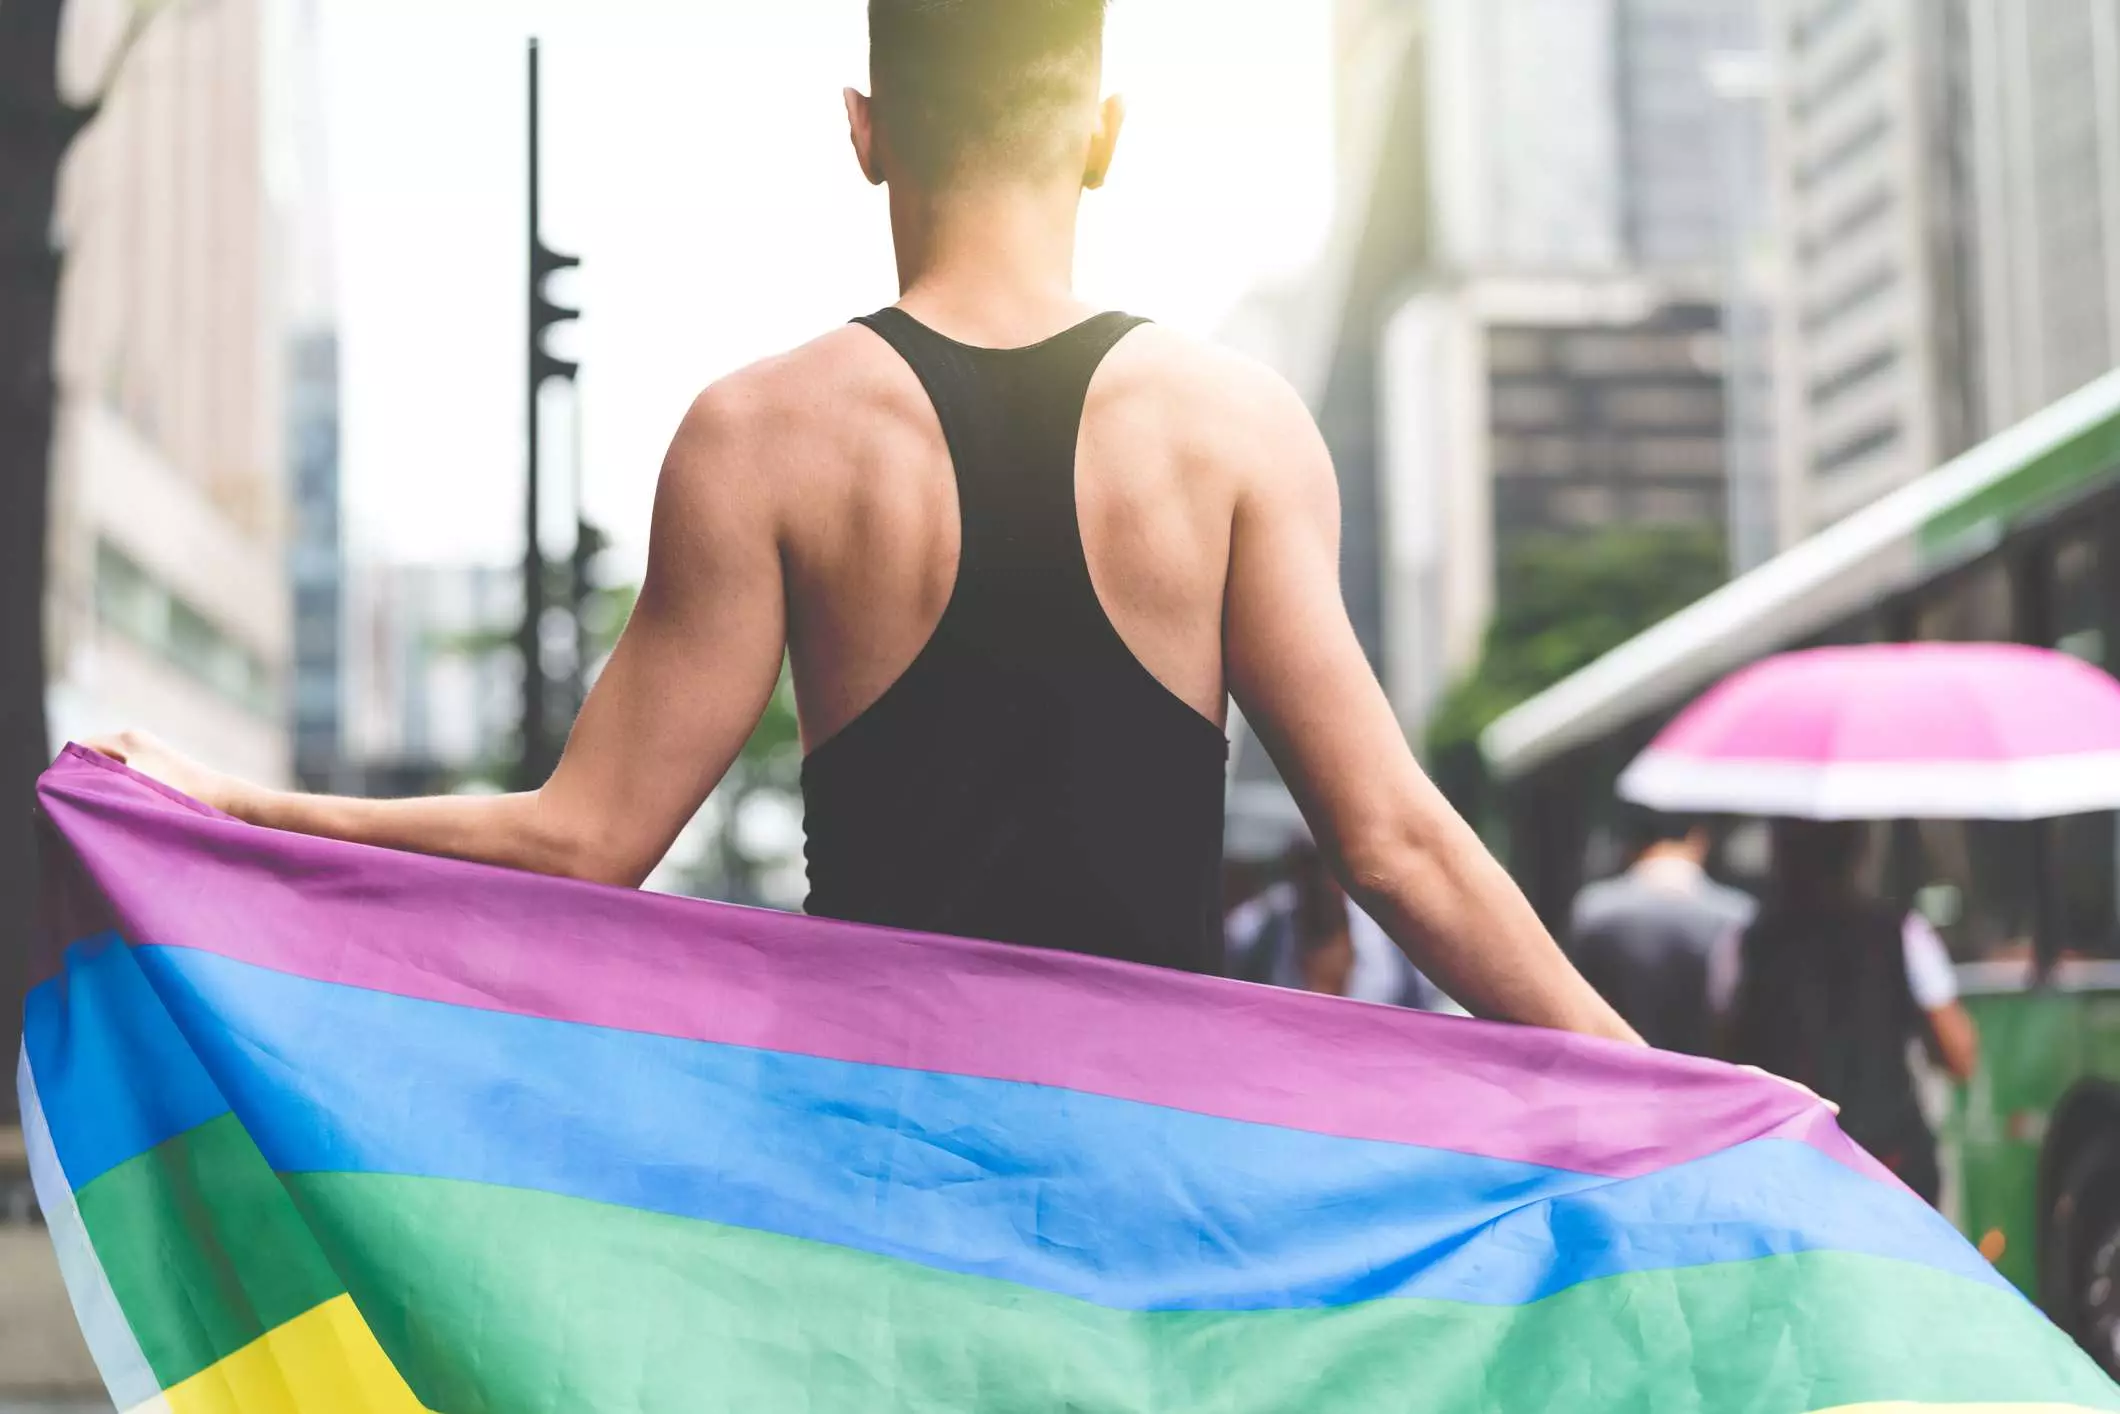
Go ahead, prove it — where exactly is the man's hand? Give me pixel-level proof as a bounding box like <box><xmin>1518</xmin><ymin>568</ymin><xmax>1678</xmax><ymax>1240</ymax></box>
<box><xmin>83</xmin><ymin>731</ymin><xmax>249</xmax><ymax>815</ymax></box>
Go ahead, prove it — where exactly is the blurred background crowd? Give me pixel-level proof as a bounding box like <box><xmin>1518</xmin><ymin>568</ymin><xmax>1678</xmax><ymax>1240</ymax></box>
<box><xmin>9</xmin><ymin>0</ymin><xmax>2120</xmax><ymax>1402</ymax></box>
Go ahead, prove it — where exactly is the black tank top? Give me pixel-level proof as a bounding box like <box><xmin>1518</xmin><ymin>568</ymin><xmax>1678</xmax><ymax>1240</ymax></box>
<box><xmin>800</xmin><ymin>308</ymin><xmax>1230</xmax><ymax>973</ymax></box>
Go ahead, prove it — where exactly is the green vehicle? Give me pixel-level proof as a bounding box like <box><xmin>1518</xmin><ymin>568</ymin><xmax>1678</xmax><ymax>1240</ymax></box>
<box><xmin>1482</xmin><ymin>366</ymin><xmax>2120</xmax><ymax>1374</ymax></box>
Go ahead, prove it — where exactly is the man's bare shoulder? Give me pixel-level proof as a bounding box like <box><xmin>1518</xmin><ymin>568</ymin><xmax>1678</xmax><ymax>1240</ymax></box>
<box><xmin>669</xmin><ymin>324</ymin><xmax>915</xmax><ymax>466</ymax></box>
<box><xmin>1099</xmin><ymin>323</ymin><xmax>1326</xmax><ymax>479</ymax></box>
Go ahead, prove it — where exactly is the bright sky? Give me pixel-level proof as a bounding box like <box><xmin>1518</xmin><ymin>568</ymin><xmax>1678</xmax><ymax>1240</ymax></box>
<box><xmin>318</xmin><ymin>1</ymin><xmax>1337</xmax><ymax>567</ymax></box>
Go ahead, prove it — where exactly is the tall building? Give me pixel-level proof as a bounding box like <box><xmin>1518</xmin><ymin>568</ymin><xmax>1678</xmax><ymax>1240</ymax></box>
<box><xmin>1618</xmin><ymin>0</ymin><xmax>1773</xmax><ymax>276</ymax></box>
<box><xmin>1224</xmin><ymin>0</ymin><xmax>1767</xmax><ymax>842</ymax></box>
<box><xmin>45</xmin><ymin>0</ymin><xmax>299</xmax><ymax>785</ymax></box>
<box><xmin>1424</xmin><ymin>0</ymin><xmax>1626</xmax><ymax>274</ymax></box>
<box><xmin>290</xmin><ymin>329</ymin><xmax>344</xmax><ymax>787</ymax></box>
<box><xmin>1766</xmin><ymin>0</ymin><xmax>2120</xmax><ymax>545</ymax></box>
<box><xmin>1425</xmin><ymin>0</ymin><xmax>1765</xmax><ymax>283</ymax></box>
<box><xmin>1961</xmin><ymin>0</ymin><xmax>2120</xmax><ymax>435</ymax></box>
<box><xmin>1367</xmin><ymin>0</ymin><xmax>1762</xmax><ymax>723</ymax></box>
<box><xmin>1378</xmin><ymin>279</ymin><xmax>1728</xmax><ymax>724</ymax></box>
<box><xmin>286</xmin><ymin>0</ymin><xmax>347</xmax><ymax>791</ymax></box>
<box><xmin>342</xmin><ymin>563</ymin><xmax>522</xmax><ymax>795</ymax></box>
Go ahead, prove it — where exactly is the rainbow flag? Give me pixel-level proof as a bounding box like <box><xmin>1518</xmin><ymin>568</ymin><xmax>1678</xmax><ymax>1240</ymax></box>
<box><xmin>22</xmin><ymin>746</ymin><xmax>2120</xmax><ymax>1413</ymax></box>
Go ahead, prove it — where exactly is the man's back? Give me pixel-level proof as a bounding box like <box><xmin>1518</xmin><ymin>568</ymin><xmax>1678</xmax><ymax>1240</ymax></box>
<box><xmin>741</xmin><ymin>304</ymin><xmax>1249</xmax><ymax>966</ymax></box>
<box><xmin>721</xmin><ymin>303</ymin><xmax>1265</xmax><ymax>752</ymax></box>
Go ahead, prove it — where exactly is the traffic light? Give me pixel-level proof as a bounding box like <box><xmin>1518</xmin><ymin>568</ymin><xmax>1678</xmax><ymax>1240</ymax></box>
<box><xmin>518</xmin><ymin>38</ymin><xmax>582</xmax><ymax>789</ymax></box>
<box><xmin>530</xmin><ymin>238</ymin><xmax>580</xmax><ymax>387</ymax></box>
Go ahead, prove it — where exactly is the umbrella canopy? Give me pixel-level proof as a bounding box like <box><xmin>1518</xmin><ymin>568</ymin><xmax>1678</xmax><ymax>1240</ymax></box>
<box><xmin>1617</xmin><ymin>642</ymin><xmax>2120</xmax><ymax>820</ymax></box>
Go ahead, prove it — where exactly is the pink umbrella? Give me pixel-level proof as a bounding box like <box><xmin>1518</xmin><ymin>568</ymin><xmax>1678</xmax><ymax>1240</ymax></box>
<box><xmin>1617</xmin><ymin>642</ymin><xmax>2120</xmax><ymax>820</ymax></box>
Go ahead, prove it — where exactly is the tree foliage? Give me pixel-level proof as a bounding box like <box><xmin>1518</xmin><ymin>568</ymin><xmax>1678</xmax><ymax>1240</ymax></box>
<box><xmin>1425</xmin><ymin>525</ymin><xmax>1728</xmax><ymax>823</ymax></box>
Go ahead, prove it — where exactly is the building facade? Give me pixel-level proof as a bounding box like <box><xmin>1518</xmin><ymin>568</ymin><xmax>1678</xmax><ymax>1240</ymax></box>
<box><xmin>286</xmin><ymin>0</ymin><xmax>347</xmax><ymax>791</ymax></box>
<box><xmin>1766</xmin><ymin>0</ymin><xmax>2120</xmax><ymax>544</ymax></box>
<box><xmin>1378</xmin><ymin>279</ymin><xmax>1728</xmax><ymax>724</ymax></box>
<box><xmin>1234</xmin><ymin>0</ymin><xmax>1772</xmax><ymax>840</ymax></box>
<box><xmin>289</xmin><ymin>329</ymin><xmax>344</xmax><ymax>788</ymax></box>
<box><xmin>341</xmin><ymin>563</ymin><xmax>522</xmax><ymax>795</ymax></box>
<box><xmin>1363</xmin><ymin>0</ymin><xmax>1760</xmax><ymax>727</ymax></box>
<box><xmin>45</xmin><ymin>0</ymin><xmax>301</xmax><ymax>785</ymax></box>
<box><xmin>1961</xmin><ymin>0</ymin><xmax>2120</xmax><ymax>435</ymax></box>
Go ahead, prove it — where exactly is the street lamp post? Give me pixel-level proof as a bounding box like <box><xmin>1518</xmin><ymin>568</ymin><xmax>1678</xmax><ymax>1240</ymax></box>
<box><xmin>518</xmin><ymin>38</ymin><xmax>581</xmax><ymax>789</ymax></box>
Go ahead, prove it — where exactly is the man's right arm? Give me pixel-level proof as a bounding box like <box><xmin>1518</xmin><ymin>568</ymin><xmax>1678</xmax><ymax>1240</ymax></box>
<box><xmin>1220</xmin><ymin>369</ymin><xmax>1641</xmax><ymax>1045</ymax></box>
<box><xmin>90</xmin><ymin>377</ymin><xmax>791</xmax><ymax>889</ymax></box>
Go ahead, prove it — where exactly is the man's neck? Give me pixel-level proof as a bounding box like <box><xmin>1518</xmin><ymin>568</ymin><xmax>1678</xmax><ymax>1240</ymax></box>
<box><xmin>888</xmin><ymin>176</ymin><xmax>1093</xmax><ymax>346</ymax></box>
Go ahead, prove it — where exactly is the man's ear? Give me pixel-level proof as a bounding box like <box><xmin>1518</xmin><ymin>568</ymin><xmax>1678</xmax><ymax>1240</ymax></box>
<box><xmin>1084</xmin><ymin>93</ymin><xmax>1126</xmax><ymax>190</ymax></box>
<box><xmin>845</xmin><ymin>87</ymin><xmax>885</xmax><ymax>186</ymax></box>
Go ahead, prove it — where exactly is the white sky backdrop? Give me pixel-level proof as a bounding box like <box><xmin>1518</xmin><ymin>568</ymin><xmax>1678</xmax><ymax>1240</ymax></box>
<box><xmin>317</xmin><ymin>0</ymin><xmax>1338</xmax><ymax>567</ymax></box>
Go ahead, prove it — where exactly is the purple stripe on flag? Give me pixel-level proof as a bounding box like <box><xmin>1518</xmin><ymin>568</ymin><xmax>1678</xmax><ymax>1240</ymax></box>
<box><xmin>37</xmin><ymin>746</ymin><xmax>1888</xmax><ymax>1184</ymax></box>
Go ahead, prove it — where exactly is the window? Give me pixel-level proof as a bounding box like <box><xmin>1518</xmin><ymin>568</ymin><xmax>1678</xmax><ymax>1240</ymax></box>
<box><xmin>1910</xmin><ymin>818</ymin><xmax>2040</xmax><ymax>961</ymax></box>
<box><xmin>1914</xmin><ymin>561</ymin><xmax>2015</xmax><ymax>643</ymax></box>
<box><xmin>1598</xmin><ymin>385</ymin><xmax>1723</xmax><ymax>431</ymax></box>
<box><xmin>1795</xmin><ymin>110</ymin><xmax>1891</xmax><ymax>191</ymax></box>
<box><xmin>1489</xmin><ymin>382</ymin><xmax>1575</xmax><ymax>429</ymax></box>
<box><xmin>1629</xmin><ymin>436</ymin><xmax>1726</xmax><ymax>478</ymax></box>
<box><xmin>2045</xmin><ymin>528</ymin><xmax>2120</xmax><ymax>956</ymax></box>
<box><xmin>1486</xmin><ymin>331</ymin><xmax>1551</xmax><ymax>375</ymax></box>
<box><xmin>1792</xmin><ymin>0</ymin><xmax>1864</xmax><ymax>51</ymax></box>
<box><xmin>1801</xmin><ymin>264</ymin><xmax>1897</xmax><ymax>335</ymax></box>
<box><xmin>1793</xmin><ymin>32</ymin><xmax>1887</xmax><ymax>123</ymax></box>
<box><xmin>1811</xmin><ymin>417</ymin><xmax>1900</xmax><ymax>476</ymax></box>
<box><xmin>1490</xmin><ymin>434</ymin><xmax>1579</xmax><ymax>478</ymax></box>
<box><xmin>1558</xmin><ymin>333</ymin><xmax>1696</xmax><ymax>378</ymax></box>
<box><xmin>1798</xmin><ymin>183</ymin><xmax>1894</xmax><ymax>265</ymax></box>
<box><xmin>1906</xmin><ymin>561</ymin><xmax>2034</xmax><ymax>960</ymax></box>
<box><xmin>1544</xmin><ymin>485</ymin><xmax>1619</xmax><ymax>527</ymax></box>
<box><xmin>1807</xmin><ymin>345</ymin><xmax>1899</xmax><ymax>410</ymax></box>
<box><xmin>1626</xmin><ymin>486</ymin><xmax>1719</xmax><ymax>525</ymax></box>
<box><xmin>95</xmin><ymin>540</ymin><xmax>276</xmax><ymax>717</ymax></box>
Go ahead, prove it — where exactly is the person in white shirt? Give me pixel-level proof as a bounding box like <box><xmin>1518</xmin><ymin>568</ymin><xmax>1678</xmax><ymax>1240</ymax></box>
<box><xmin>1708</xmin><ymin>909</ymin><xmax>1971</xmax><ymax>1054</ymax></box>
<box><xmin>1715</xmin><ymin>820</ymin><xmax>1979</xmax><ymax>1205</ymax></box>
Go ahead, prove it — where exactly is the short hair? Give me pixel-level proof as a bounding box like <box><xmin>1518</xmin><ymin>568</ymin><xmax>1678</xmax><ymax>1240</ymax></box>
<box><xmin>869</xmin><ymin>0</ymin><xmax>1109</xmax><ymax>184</ymax></box>
<box><xmin>1620</xmin><ymin>806</ymin><xmax>1698</xmax><ymax>857</ymax></box>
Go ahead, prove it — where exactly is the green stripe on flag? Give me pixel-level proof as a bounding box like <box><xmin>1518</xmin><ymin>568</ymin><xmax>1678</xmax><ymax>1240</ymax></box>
<box><xmin>286</xmin><ymin>1172</ymin><xmax>2120</xmax><ymax>1414</ymax></box>
<box><xmin>74</xmin><ymin>1114</ymin><xmax>345</xmax><ymax>1389</ymax></box>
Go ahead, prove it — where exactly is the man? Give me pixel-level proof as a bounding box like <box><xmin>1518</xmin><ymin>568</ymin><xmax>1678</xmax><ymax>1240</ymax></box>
<box><xmin>1568</xmin><ymin>814</ymin><xmax>1753</xmax><ymax>1054</ymax></box>
<box><xmin>1225</xmin><ymin>839</ymin><xmax>1450</xmax><ymax>1009</ymax></box>
<box><xmin>93</xmin><ymin>1</ymin><xmax>1637</xmax><ymax>1045</ymax></box>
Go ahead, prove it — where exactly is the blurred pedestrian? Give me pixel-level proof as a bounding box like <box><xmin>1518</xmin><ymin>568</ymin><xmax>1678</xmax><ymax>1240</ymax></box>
<box><xmin>1713</xmin><ymin>820</ymin><xmax>1979</xmax><ymax>1205</ymax></box>
<box><xmin>1567</xmin><ymin>813</ymin><xmax>1754</xmax><ymax>1054</ymax></box>
<box><xmin>1227</xmin><ymin>841</ymin><xmax>1445</xmax><ymax>1008</ymax></box>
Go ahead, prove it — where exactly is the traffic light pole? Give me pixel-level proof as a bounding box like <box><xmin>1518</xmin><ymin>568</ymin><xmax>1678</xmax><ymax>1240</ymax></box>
<box><xmin>518</xmin><ymin>38</ymin><xmax>580</xmax><ymax>790</ymax></box>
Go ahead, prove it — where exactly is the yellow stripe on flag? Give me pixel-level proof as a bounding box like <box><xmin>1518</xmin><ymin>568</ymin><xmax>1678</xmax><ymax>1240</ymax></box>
<box><xmin>128</xmin><ymin>1294</ymin><xmax>430</xmax><ymax>1414</ymax></box>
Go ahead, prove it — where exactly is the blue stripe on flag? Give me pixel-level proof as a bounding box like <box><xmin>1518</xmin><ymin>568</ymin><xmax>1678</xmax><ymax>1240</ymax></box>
<box><xmin>67</xmin><ymin>939</ymin><xmax>2004</xmax><ymax>1314</ymax></box>
<box><xmin>25</xmin><ymin>935</ymin><xmax>231</xmax><ymax>1188</ymax></box>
